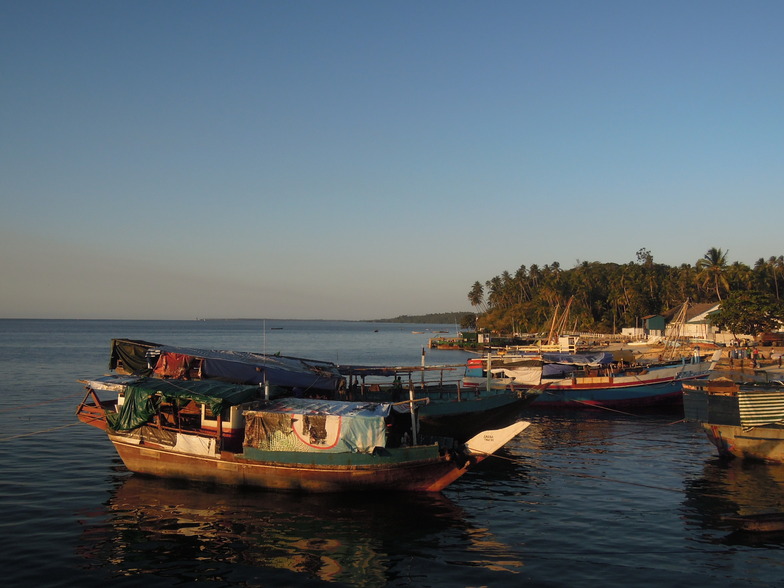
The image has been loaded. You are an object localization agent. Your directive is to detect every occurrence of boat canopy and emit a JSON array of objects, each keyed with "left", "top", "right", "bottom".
[
  {"left": 540, "top": 352, "right": 614, "bottom": 366},
  {"left": 108, "top": 378, "right": 263, "bottom": 432},
  {"left": 156, "top": 345, "right": 344, "bottom": 392},
  {"left": 244, "top": 398, "right": 398, "bottom": 454},
  {"left": 540, "top": 351, "right": 614, "bottom": 378},
  {"left": 108, "top": 338, "right": 345, "bottom": 393},
  {"left": 110, "top": 339, "right": 160, "bottom": 374}
]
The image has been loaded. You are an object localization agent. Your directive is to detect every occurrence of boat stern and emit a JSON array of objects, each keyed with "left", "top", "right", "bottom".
[{"left": 464, "top": 420, "right": 530, "bottom": 461}]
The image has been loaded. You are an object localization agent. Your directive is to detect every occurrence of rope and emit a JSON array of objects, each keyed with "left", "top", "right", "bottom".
[
  {"left": 539, "top": 387, "right": 670, "bottom": 417},
  {"left": 0, "top": 421, "right": 84, "bottom": 442},
  {"left": 0, "top": 392, "right": 85, "bottom": 413},
  {"left": 560, "top": 399, "right": 643, "bottom": 417},
  {"left": 485, "top": 450, "right": 684, "bottom": 495}
]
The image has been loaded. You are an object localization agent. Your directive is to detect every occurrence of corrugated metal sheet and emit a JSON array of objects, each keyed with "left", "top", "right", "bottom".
[{"left": 738, "top": 390, "right": 784, "bottom": 427}]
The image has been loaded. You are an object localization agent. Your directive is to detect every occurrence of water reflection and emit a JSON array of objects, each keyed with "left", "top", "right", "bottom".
[
  {"left": 78, "top": 473, "right": 520, "bottom": 585},
  {"left": 683, "top": 458, "right": 784, "bottom": 546}
]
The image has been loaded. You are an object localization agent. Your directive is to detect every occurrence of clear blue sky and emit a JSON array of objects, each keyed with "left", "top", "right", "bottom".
[{"left": 2, "top": 1, "right": 782, "bottom": 319}]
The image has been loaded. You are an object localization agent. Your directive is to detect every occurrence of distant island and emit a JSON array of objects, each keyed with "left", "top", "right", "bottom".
[{"left": 371, "top": 312, "right": 472, "bottom": 324}]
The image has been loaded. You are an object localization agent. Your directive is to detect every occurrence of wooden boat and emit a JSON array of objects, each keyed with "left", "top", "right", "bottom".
[
  {"left": 337, "top": 364, "right": 545, "bottom": 441},
  {"left": 75, "top": 376, "right": 530, "bottom": 493},
  {"left": 683, "top": 378, "right": 784, "bottom": 463},
  {"left": 107, "top": 338, "right": 543, "bottom": 442},
  {"left": 464, "top": 349, "right": 722, "bottom": 410}
]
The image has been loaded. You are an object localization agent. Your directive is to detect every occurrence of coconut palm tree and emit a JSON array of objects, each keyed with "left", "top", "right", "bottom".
[
  {"left": 773, "top": 255, "right": 784, "bottom": 300},
  {"left": 467, "top": 281, "right": 486, "bottom": 313},
  {"left": 696, "top": 247, "right": 730, "bottom": 301},
  {"left": 755, "top": 255, "right": 784, "bottom": 299}
]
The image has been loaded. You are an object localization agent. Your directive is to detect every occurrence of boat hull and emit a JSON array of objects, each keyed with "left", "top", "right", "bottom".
[
  {"left": 106, "top": 420, "right": 530, "bottom": 493},
  {"left": 701, "top": 423, "right": 784, "bottom": 464},
  {"left": 534, "top": 378, "right": 695, "bottom": 409},
  {"left": 418, "top": 387, "right": 542, "bottom": 441},
  {"left": 684, "top": 380, "right": 784, "bottom": 463},
  {"left": 465, "top": 352, "right": 719, "bottom": 410}
]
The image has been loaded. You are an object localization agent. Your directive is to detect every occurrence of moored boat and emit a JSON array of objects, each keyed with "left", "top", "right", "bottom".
[
  {"left": 683, "top": 378, "right": 784, "bottom": 463},
  {"left": 337, "top": 363, "right": 545, "bottom": 441},
  {"left": 75, "top": 376, "right": 530, "bottom": 493},
  {"left": 107, "top": 338, "right": 543, "bottom": 442},
  {"left": 464, "top": 349, "right": 722, "bottom": 410}
]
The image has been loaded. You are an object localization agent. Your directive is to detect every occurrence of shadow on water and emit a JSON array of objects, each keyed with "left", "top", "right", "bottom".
[{"left": 76, "top": 473, "right": 517, "bottom": 586}]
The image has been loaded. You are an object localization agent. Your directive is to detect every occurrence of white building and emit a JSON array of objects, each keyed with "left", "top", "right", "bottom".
[{"left": 662, "top": 302, "right": 746, "bottom": 344}]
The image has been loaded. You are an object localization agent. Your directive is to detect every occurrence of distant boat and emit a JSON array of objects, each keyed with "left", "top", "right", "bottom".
[
  {"left": 75, "top": 377, "right": 530, "bottom": 493},
  {"left": 463, "top": 349, "right": 722, "bottom": 410},
  {"left": 683, "top": 378, "right": 784, "bottom": 463}
]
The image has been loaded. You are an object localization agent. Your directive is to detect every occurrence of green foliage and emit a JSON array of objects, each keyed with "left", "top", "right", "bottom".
[
  {"left": 469, "top": 248, "right": 783, "bottom": 333},
  {"left": 708, "top": 291, "right": 784, "bottom": 337},
  {"left": 374, "top": 312, "right": 474, "bottom": 325}
]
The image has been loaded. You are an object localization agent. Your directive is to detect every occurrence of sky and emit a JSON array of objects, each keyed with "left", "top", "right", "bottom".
[{"left": 1, "top": 1, "right": 782, "bottom": 320}]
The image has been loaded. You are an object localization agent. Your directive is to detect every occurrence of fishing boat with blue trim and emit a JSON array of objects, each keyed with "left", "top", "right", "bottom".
[{"left": 463, "top": 348, "right": 721, "bottom": 410}]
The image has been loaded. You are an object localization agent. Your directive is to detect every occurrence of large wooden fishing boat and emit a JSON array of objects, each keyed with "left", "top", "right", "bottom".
[
  {"left": 108, "top": 339, "right": 543, "bottom": 442},
  {"left": 75, "top": 376, "right": 530, "bottom": 493},
  {"left": 683, "top": 378, "right": 784, "bottom": 463}
]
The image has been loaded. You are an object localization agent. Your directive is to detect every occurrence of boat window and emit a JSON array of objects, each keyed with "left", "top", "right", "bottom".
[{"left": 202, "top": 405, "right": 229, "bottom": 422}]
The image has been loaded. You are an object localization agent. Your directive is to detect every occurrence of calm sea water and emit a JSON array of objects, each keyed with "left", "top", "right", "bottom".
[{"left": 1, "top": 319, "right": 783, "bottom": 587}]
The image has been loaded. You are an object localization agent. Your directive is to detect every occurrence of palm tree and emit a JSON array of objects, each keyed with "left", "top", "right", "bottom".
[
  {"left": 696, "top": 247, "right": 730, "bottom": 301},
  {"left": 755, "top": 256, "right": 784, "bottom": 299},
  {"left": 467, "top": 281, "right": 486, "bottom": 313},
  {"left": 773, "top": 255, "right": 784, "bottom": 300}
]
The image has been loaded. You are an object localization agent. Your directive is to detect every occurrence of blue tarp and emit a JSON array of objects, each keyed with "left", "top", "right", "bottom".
[{"left": 243, "top": 398, "right": 395, "bottom": 454}]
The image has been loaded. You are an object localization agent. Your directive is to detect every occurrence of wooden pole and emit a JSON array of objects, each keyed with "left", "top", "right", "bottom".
[{"left": 409, "top": 384, "right": 418, "bottom": 446}]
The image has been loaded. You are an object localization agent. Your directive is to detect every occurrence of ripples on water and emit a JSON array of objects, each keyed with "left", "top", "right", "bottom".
[{"left": 2, "top": 320, "right": 784, "bottom": 586}]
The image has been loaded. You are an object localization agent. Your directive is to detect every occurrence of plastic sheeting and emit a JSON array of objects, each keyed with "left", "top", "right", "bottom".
[
  {"left": 540, "top": 352, "right": 614, "bottom": 378},
  {"left": 244, "top": 398, "right": 392, "bottom": 454},
  {"left": 153, "top": 352, "right": 194, "bottom": 378},
  {"left": 107, "top": 378, "right": 262, "bottom": 432},
  {"left": 159, "top": 345, "right": 344, "bottom": 393},
  {"left": 109, "top": 339, "right": 160, "bottom": 375}
]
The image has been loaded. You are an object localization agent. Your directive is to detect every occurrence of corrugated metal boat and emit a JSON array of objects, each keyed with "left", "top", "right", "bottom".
[
  {"left": 683, "top": 378, "right": 784, "bottom": 463},
  {"left": 75, "top": 376, "right": 530, "bottom": 493}
]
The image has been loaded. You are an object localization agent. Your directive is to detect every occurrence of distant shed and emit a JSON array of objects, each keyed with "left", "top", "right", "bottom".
[{"left": 642, "top": 314, "right": 665, "bottom": 333}]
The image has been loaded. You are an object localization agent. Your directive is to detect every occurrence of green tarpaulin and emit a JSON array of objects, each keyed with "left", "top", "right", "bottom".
[
  {"left": 109, "top": 339, "right": 160, "bottom": 375},
  {"left": 107, "top": 378, "right": 262, "bottom": 432}
]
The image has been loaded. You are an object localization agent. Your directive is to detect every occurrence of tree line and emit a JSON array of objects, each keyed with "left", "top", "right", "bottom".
[
  {"left": 373, "top": 312, "right": 467, "bottom": 324},
  {"left": 467, "top": 248, "right": 784, "bottom": 334}
]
